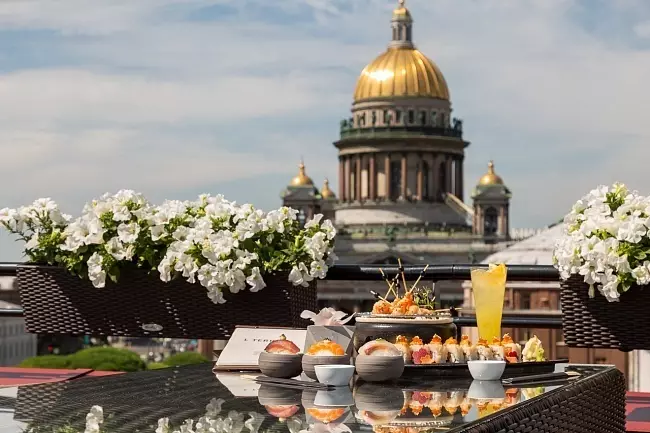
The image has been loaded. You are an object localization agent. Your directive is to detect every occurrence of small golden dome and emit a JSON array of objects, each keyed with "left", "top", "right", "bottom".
[
  {"left": 393, "top": 0, "right": 411, "bottom": 20},
  {"left": 321, "top": 179, "right": 336, "bottom": 199},
  {"left": 354, "top": 48, "right": 449, "bottom": 102},
  {"left": 478, "top": 161, "right": 504, "bottom": 186},
  {"left": 290, "top": 161, "right": 314, "bottom": 187}
]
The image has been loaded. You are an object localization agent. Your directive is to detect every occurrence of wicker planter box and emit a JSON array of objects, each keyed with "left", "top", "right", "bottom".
[
  {"left": 17, "top": 264, "right": 316, "bottom": 339},
  {"left": 560, "top": 275, "right": 650, "bottom": 350}
]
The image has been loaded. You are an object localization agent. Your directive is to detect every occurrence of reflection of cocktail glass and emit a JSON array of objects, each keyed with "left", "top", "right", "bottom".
[{"left": 471, "top": 264, "right": 507, "bottom": 341}]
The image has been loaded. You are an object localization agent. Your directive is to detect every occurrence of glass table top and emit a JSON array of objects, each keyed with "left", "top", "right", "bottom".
[{"left": 0, "top": 363, "right": 612, "bottom": 433}]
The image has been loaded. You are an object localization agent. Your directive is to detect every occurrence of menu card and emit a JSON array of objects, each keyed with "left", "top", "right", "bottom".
[{"left": 213, "top": 326, "right": 307, "bottom": 371}]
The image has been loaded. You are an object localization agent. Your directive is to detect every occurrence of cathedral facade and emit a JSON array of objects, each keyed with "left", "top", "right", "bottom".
[{"left": 281, "top": 0, "right": 521, "bottom": 309}]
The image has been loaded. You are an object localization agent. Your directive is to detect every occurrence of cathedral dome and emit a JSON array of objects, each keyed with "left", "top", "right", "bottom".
[
  {"left": 290, "top": 161, "right": 314, "bottom": 187},
  {"left": 478, "top": 161, "right": 504, "bottom": 186},
  {"left": 320, "top": 179, "right": 336, "bottom": 199},
  {"left": 354, "top": 48, "right": 449, "bottom": 103},
  {"left": 353, "top": 0, "right": 449, "bottom": 103}
]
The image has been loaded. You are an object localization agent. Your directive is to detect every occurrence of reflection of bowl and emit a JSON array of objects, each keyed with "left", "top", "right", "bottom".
[
  {"left": 258, "top": 384, "right": 302, "bottom": 406},
  {"left": 356, "top": 409, "right": 401, "bottom": 426},
  {"left": 353, "top": 314, "right": 456, "bottom": 352},
  {"left": 314, "top": 388, "right": 354, "bottom": 407},
  {"left": 467, "top": 380, "right": 506, "bottom": 400},
  {"left": 259, "top": 352, "right": 303, "bottom": 379},
  {"left": 356, "top": 355, "right": 404, "bottom": 382},
  {"left": 353, "top": 383, "right": 405, "bottom": 412},
  {"left": 302, "top": 355, "right": 351, "bottom": 380},
  {"left": 467, "top": 360, "right": 506, "bottom": 381},
  {"left": 315, "top": 365, "right": 355, "bottom": 386}
]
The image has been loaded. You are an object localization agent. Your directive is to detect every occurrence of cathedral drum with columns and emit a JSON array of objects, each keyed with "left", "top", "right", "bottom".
[{"left": 281, "top": 1, "right": 521, "bottom": 309}]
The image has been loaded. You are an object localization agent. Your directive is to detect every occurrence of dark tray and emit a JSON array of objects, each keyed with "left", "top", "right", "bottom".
[{"left": 402, "top": 359, "right": 568, "bottom": 378}]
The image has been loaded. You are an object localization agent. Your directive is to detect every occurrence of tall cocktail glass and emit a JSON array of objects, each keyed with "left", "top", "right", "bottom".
[{"left": 471, "top": 264, "right": 507, "bottom": 341}]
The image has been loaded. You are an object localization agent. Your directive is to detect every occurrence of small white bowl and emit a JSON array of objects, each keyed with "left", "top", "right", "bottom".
[
  {"left": 467, "top": 360, "right": 506, "bottom": 381},
  {"left": 314, "top": 388, "right": 354, "bottom": 406},
  {"left": 314, "top": 364, "right": 355, "bottom": 386},
  {"left": 467, "top": 380, "right": 506, "bottom": 400}
]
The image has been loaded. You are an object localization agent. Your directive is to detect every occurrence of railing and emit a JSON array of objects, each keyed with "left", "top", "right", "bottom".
[
  {"left": 339, "top": 124, "right": 463, "bottom": 140},
  {"left": 0, "top": 262, "right": 563, "bottom": 328}
]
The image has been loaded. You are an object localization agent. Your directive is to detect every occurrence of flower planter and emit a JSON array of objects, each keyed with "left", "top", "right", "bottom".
[
  {"left": 560, "top": 276, "right": 650, "bottom": 351},
  {"left": 17, "top": 265, "right": 316, "bottom": 340}
]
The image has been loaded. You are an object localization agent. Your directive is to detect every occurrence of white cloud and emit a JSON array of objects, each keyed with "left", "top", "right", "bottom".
[{"left": 2, "top": 0, "right": 650, "bottom": 261}]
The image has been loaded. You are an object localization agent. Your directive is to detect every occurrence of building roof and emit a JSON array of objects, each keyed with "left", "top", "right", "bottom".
[{"left": 481, "top": 223, "right": 564, "bottom": 265}]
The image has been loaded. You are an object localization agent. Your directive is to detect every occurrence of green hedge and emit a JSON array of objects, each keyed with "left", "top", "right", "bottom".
[
  {"left": 19, "top": 347, "right": 146, "bottom": 372},
  {"left": 147, "top": 362, "right": 169, "bottom": 370},
  {"left": 163, "top": 352, "right": 209, "bottom": 366}
]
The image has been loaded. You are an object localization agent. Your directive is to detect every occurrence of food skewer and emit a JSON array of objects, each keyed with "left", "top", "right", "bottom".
[
  {"left": 410, "top": 264, "right": 429, "bottom": 291},
  {"left": 398, "top": 258, "right": 408, "bottom": 295}
]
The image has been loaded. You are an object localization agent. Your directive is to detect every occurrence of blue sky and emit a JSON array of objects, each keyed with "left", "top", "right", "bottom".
[{"left": 2, "top": 0, "right": 650, "bottom": 260}]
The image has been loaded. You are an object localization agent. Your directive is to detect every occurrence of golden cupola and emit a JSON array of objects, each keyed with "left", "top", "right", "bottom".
[
  {"left": 478, "top": 161, "right": 504, "bottom": 186},
  {"left": 320, "top": 179, "right": 336, "bottom": 199},
  {"left": 353, "top": 0, "right": 449, "bottom": 103},
  {"left": 290, "top": 161, "right": 314, "bottom": 187}
]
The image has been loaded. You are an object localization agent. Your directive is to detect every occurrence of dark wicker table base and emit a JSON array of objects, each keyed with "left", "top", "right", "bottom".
[{"left": 460, "top": 367, "right": 626, "bottom": 433}]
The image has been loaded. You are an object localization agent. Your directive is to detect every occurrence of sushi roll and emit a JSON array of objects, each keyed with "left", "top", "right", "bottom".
[
  {"left": 501, "top": 334, "right": 522, "bottom": 363},
  {"left": 460, "top": 398, "right": 472, "bottom": 417},
  {"left": 412, "top": 345, "right": 434, "bottom": 365},
  {"left": 409, "top": 336, "right": 424, "bottom": 353},
  {"left": 428, "top": 394, "right": 444, "bottom": 418},
  {"left": 460, "top": 335, "right": 478, "bottom": 361},
  {"left": 409, "top": 391, "right": 431, "bottom": 415},
  {"left": 264, "top": 334, "right": 301, "bottom": 354},
  {"left": 358, "top": 339, "right": 402, "bottom": 356},
  {"left": 489, "top": 337, "right": 505, "bottom": 361},
  {"left": 476, "top": 338, "right": 494, "bottom": 360},
  {"left": 306, "top": 339, "right": 345, "bottom": 356},
  {"left": 427, "top": 334, "right": 448, "bottom": 364},
  {"left": 444, "top": 391, "right": 464, "bottom": 415},
  {"left": 394, "top": 335, "right": 412, "bottom": 364},
  {"left": 444, "top": 337, "right": 465, "bottom": 364}
]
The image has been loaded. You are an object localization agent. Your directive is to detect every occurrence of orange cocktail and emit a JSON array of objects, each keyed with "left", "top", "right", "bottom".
[{"left": 471, "top": 264, "right": 507, "bottom": 341}]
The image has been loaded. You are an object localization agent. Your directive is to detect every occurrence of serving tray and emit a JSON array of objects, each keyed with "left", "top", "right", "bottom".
[{"left": 402, "top": 359, "right": 568, "bottom": 378}]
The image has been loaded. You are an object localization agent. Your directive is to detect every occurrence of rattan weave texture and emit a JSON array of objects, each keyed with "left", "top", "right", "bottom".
[
  {"left": 17, "top": 265, "right": 316, "bottom": 339},
  {"left": 561, "top": 275, "right": 650, "bottom": 350},
  {"left": 462, "top": 367, "right": 625, "bottom": 433}
]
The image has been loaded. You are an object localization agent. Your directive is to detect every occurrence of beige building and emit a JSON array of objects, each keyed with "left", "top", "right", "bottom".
[{"left": 281, "top": 0, "right": 538, "bottom": 310}]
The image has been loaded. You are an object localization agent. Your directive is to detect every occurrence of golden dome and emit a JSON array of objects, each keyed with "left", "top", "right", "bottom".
[
  {"left": 353, "top": 48, "right": 449, "bottom": 102},
  {"left": 290, "top": 161, "right": 314, "bottom": 187},
  {"left": 321, "top": 179, "right": 336, "bottom": 199},
  {"left": 478, "top": 161, "right": 504, "bottom": 186},
  {"left": 393, "top": 0, "right": 411, "bottom": 20}
]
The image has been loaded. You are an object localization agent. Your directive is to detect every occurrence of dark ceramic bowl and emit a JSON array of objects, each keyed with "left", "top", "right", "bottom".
[
  {"left": 257, "top": 384, "right": 302, "bottom": 407},
  {"left": 355, "top": 355, "right": 404, "bottom": 382},
  {"left": 353, "top": 314, "right": 456, "bottom": 351},
  {"left": 302, "top": 354, "right": 351, "bottom": 380},
  {"left": 259, "top": 352, "right": 303, "bottom": 379},
  {"left": 353, "top": 382, "right": 405, "bottom": 412}
]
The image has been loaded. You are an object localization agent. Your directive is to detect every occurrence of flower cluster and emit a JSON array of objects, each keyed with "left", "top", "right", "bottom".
[
  {"left": 553, "top": 182, "right": 650, "bottom": 301},
  {"left": 1, "top": 190, "right": 336, "bottom": 303}
]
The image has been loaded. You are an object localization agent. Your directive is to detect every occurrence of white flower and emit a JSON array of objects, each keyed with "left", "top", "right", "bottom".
[
  {"left": 288, "top": 263, "right": 313, "bottom": 287},
  {"left": 309, "top": 260, "right": 328, "bottom": 279},
  {"left": 117, "top": 222, "right": 140, "bottom": 244},
  {"left": 105, "top": 237, "right": 129, "bottom": 260},
  {"left": 246, "top": 267, "right": 266, "bottom": 292},
  {"left": 206, "top": 398, "right": 225, "bottom": 417},
  {"left": 84, "top": 405, "right": 104, "bottom": 433},
  {"left": 553, "top": 182, "right": 650, "bottom": 302},
  {"left": 304, "top": 214, "right": 323, "bottom": 229},
  {"left": 156, "top": 418, "right": 170, "bottom": 433},
  {"left": 87, "top": 252, "right": 106, "bottom": 288}
]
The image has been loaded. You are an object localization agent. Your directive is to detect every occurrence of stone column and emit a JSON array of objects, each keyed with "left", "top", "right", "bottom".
[
  {"left": 455, "top": 155, "right": 464, "bottom": 201},
  {"left": 369, "top": 154, "right": 376, "bottom": 200},
  {"left": 344, "top": 156, "right": 351, "bottom": 202},
  {"left": 416, "top": 154, "right": 423, "bottom": 200},
  {"left": 385, "top": 153, "right": 391, "bottom": 200},
  {"left": 338, "top": 157, "right": 344, "bottom": 199},
  {"left": 445, "top": 156, "right": 453, "bottom": 194},
  {"left": 499, "top": 206, "right": 506, "bottom": 236},
  {"left": 401, "top": 153, "right": 407, "bottom": 199},
  {"left": 355, "top": 155, "right": 362, "bottom": 201},
  {"left": 431, "top": 154, "right": 439, "bottom": 201}
]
